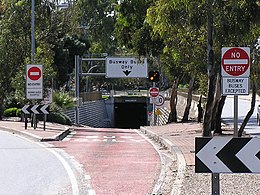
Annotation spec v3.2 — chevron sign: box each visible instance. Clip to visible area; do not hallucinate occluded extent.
[22,105,49,114]
[195,137,260,173]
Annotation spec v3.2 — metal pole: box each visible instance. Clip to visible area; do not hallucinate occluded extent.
[31,0,37,129]
[31,0,35,63]
[152,82,156,126]
[75,56,80,125]
[212,173,220,195]
[234,95,238,137]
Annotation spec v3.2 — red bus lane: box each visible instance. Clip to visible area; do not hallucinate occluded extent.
[52,127,161,195]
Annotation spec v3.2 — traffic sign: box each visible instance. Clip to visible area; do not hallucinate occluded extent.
[221,47,250,77]
[222,77,249,95]
[195,137,260,173]
[106,57,148,78]
[149,87,159,98]
[28,66,41,80]
[155,94,165,108]
[22,105,49,114]
[26,64,43,99]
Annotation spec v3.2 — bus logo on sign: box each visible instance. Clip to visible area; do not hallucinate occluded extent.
[221,47,250,77]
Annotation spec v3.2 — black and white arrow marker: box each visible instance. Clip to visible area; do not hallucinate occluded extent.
[195,137,260,173]
[123,70,131,76]
[22,105,49,114]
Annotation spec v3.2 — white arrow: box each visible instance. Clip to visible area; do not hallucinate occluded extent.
[40,104,49,114]
[196,136,233,173]
[31,105,39,114]
[22,105,30,114]
[236,138,260,173]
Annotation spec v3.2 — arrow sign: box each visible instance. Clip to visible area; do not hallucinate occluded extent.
[22,105,33,114]
[195,137,260,173]
[21,105,49,114]
[123,70,131,76]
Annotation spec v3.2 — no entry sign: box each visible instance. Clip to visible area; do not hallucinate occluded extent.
[28,66,41,80]
[149,87,159,98]
[221,47,250,77]
[26,64,43,99]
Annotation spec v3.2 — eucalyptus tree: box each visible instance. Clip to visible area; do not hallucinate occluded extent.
[147,0,208,122]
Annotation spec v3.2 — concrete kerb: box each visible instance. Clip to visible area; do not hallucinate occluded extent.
[0,125,71,142]
[140,126,186,195]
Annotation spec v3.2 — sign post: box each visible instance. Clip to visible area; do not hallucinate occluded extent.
[221,47,250,137]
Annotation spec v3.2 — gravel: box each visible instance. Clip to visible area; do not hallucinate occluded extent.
[182,166,260,195]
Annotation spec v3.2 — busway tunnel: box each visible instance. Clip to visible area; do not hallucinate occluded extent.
[114,97,149,129]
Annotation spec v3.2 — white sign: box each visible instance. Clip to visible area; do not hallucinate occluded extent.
[26,64,43,99]
[106,57,148,78]
[221,47,250,77]
[222,77,249,95]
[155,94,165,108]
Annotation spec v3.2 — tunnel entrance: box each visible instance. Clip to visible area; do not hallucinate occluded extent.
[114,97,148,129]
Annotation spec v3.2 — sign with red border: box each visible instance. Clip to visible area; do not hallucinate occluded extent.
[26,64,43,99]
[221,47,250,77]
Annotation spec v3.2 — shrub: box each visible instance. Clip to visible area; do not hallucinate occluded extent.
[16,108,22,117]
[3,107,18,117]
[47,112,72,125]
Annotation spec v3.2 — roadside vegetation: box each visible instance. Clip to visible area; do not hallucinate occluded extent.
[0,0,259,135]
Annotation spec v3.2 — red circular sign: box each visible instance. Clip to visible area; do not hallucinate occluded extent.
[149,87,159,97]
[28,67,41,80]
[222,47,250,76]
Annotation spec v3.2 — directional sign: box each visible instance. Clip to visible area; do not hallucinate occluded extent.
[195,137,260,173]
[221,47,250,77]
[106,57,148,78]
[26,64,43,99]
[22,105,49,114]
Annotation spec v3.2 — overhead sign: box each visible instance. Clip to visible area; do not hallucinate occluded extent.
[195,137,260,173]
[106,57,147,78]
[22,105,49,114]
[149,87,159,98]
[26,64,43,99]
[221,47,250,77]
[222,77,249,95]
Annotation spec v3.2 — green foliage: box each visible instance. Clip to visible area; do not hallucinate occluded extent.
[51,91,75,112]
[3,107,18,117]
[47,112,72,125]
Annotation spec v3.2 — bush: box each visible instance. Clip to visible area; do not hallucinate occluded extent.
[47,112,72,125]
[3,107,18,117]
[16,108,21,117]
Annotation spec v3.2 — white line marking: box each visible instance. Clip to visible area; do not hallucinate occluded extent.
[30,72,40,75]
[224,59,248,64]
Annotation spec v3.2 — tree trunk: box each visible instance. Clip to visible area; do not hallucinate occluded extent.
[182,75,195,122]
[197,95,204,123]
[214,95,226,134]
[168,79,179,123]
[203,0,216,136]
[211,75,221,130]
[238,81,256,137]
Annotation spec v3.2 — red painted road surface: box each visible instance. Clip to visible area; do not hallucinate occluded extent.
[51,127,161,195]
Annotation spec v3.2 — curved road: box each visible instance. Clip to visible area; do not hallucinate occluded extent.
[222,96,260,134]
[0,130,78,195]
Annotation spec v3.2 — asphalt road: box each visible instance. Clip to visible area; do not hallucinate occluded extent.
[222,96,260,134]
[0,130,78,195]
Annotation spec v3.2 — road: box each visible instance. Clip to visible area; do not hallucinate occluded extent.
[222,96,260,134]
[0,130,78,195]
[51,127,161,195]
